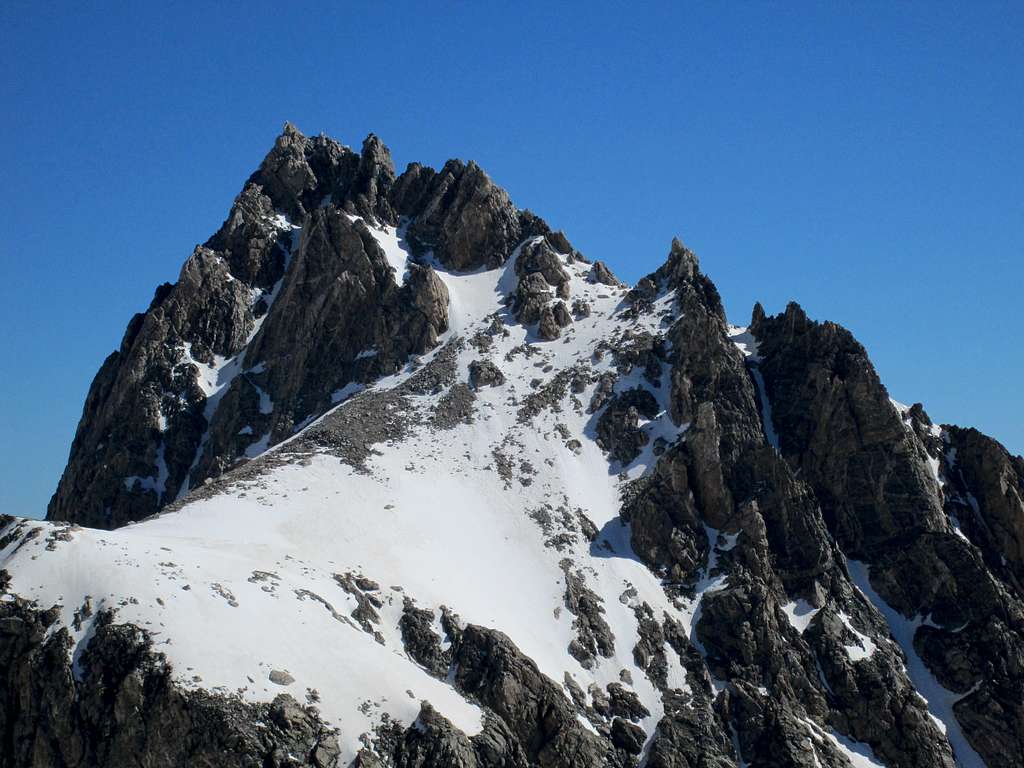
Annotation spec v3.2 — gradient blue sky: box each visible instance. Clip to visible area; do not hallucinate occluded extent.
[1,2,1021,519]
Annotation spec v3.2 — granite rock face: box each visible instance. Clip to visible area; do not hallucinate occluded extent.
[400,160,529,272]
[752,301,1024,768]
[942,425,1024,581]
[749,302,947,558]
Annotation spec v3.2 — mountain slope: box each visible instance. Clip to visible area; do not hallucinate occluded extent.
[3,126,1023,768]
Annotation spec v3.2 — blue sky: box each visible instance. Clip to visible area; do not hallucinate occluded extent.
[1,2,1021,518]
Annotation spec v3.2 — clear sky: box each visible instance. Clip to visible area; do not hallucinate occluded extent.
[1,2,1021,519]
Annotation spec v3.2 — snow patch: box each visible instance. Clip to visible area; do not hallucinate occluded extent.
[331,382,364,404]
[848,560,985,768]
[344,214,411,284]
[836,611,877,661]
[728,325,761,362]
[802,719,885,768]
[781,599,820,634]
[123,443,169,497]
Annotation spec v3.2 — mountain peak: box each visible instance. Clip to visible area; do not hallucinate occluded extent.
[360,132,392,165]
[280,120,304,139]
[13,128,1022,768]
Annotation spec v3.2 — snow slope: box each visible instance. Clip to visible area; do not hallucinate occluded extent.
[1,236,700,763]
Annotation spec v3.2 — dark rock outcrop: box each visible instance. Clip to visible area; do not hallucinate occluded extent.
[750,301,946,558]
[363,701,530,768]
[400,599,452,678]
[594,388,659,465]
[942,425,1024,583]
[560,561,615,669]
[390,605,621,767]
[0,596,340,768]
[450,625,616,768]
[399,160,525,272]
[589,262,620,286]
[642,694,736,768]
[752,301,1024,767]
[468,360,506,390]
[512,238,574,338]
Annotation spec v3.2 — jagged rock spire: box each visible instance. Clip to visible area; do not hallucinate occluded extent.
[750,301,766,331]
